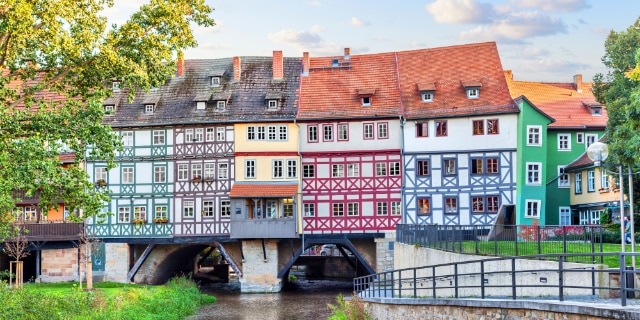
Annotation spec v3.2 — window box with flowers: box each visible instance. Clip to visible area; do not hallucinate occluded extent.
[154,217,168,224]
[192,176,202,182]
[132,218,146,226]
[598,188,610,193]
[95,179,108,187]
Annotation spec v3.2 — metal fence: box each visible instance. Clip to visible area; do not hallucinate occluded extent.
[354,252,640,307]
[396,224,606,263]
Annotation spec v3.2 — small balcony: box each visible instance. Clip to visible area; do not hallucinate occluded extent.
[230,217,297,239]
[17,222,84,241]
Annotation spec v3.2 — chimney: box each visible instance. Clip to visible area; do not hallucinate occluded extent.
[273,50,283,80]
[504,70,513,81]
[233,56,241,81]
[177,53,184,77]
[344,48,350,60]
[302,52,309,76]
[573,74,583,93]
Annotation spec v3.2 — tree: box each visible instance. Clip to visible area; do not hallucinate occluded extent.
[593,16,640,206]
[0,0,215,239]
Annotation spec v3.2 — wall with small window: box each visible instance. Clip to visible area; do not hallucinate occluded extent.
[234,122,299,153]
[299,120,401,153]
[234,156,300,181]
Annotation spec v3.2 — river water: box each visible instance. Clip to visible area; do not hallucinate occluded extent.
[188,277,354,320]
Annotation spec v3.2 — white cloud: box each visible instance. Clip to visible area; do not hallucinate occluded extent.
[516,0,590,13]
[268,29,323,45]
[308,0,322,7]
[310,25,325,33]
[426,0,494,24]
[459,11,566,42]
[350,17,370,27]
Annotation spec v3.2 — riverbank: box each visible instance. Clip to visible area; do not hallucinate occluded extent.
[0,277,215,319]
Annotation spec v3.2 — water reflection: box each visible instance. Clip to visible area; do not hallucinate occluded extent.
[189,279,353,320]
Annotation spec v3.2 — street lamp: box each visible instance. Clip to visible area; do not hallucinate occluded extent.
[586,142,634,266]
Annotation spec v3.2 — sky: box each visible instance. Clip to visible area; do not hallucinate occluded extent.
[105,0,640,82]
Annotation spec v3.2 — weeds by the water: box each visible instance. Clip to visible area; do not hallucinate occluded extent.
[327,292,373,320]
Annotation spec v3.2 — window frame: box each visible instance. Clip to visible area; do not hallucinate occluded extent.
[417,159,430,176]
[435,120,448,137]
[152,130,165,145]
[303,164,315,178]
[272,159,284,179]
[444,197,458,214]
[526,162,542,185]
[337,123,349,141]
[473,120,484,135]
[417,197,431,215]
[377,122,389,139]
[557,133,571,151]
[416,122,428,138]
[587,170,596,192]
[487,119,499,135]
[332,164,344,178]
[154,165,166,183]
[527,125,542,146]
[558,166,569,188]
[307,125,318,143]
[245,160,256,179]
[525,199,541,218]
[323,124,333,142]
[363,123,374,140]
[575,172,583,194]
[443,158,456,176]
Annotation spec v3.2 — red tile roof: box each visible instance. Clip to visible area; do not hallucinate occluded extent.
[298,51,401,119]
[229,183,298,198]
[398,42,518,119]
[505,73,607,129]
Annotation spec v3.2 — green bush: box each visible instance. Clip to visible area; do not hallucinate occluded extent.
[328,293,373,320]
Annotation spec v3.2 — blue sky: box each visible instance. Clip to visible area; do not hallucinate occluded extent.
[106,0,640,82]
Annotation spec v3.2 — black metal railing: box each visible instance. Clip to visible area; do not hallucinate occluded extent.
[397,224,605,263]
[354,252,640,307]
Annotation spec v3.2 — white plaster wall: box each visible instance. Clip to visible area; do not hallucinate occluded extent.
[300,120,401,153]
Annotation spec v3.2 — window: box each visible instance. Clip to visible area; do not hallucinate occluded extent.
[466,88,479,99]
[527,126,542,146]
[218,163,228,179]
[347,163,359,177]
[377,123,388,139]
[601,170,610,189]
[559,207,571,225]
[196,101,206,110]
[421,92,434,102]
[575,172,583,194]
[122,167,134,184]
[283,198,294,218]
[526,162,541,185]
[443,159,456,175]
[217,127,226,141]
[332,164,344,178]
[472,197,484,213]
[122,131,133,147]
[273,160,283,178]
[221,200,231,217]
[391,201,401,216]
[287,160,297,178]
[363,123,374,139]
[558,166,569,188]
[206,128,216,142]
[323,124,333,141]
[558,134,571,151]
[389,162,400,176]
[444,197,458,214]
[577,133,584,144]
[585,134,598,149]
[267,200,278,219]
[257,126,265,140]
[580,209,602,225]
[118,207,130,223]
[304,203,315,216]
[303,164,315,178]
[245,160,256,178]
[112,81,121,92]
[155,206,168,220]
[153,130,165,145]
[471,159,483,174]
[361,96,371,106]
[133,206,146,222]
[487,196,499,212]
[247,126,256,140]
[185,129,194,142]
[525,200,541,218]
[473,120,484,135]
[416,122,428,137]
[332,203,344,216]
[487,119,499,134]
[435,121,447,137]
[375,163,387,176]
[95,167,107,182]
[154,166,166,183]
[210,76,220,86]
[308,125,318,142]
[279,126,288,140]
[417,160,430,176]
[377,202,388,215]
[216,101,225,110]
[268,100,278,109]
[145,104,154,113]
[183,201,194,218]
[268,126,277,140]
[194,128,204,142]
[104,105,115,114]
[487,158,499,174]
[178,164,188,181]
[587,170,595,192]
[417,198,430,215]
[191,164,202,180]
[203,201,215,217]
[337,124,348,141]
[204,163,215,180]
[348,203,359,216]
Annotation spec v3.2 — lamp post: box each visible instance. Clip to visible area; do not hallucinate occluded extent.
[587,142,634,267]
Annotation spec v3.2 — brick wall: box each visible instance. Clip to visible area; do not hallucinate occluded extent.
[40,247,80,282]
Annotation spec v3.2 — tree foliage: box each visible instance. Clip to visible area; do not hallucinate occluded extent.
[0,0,215,239]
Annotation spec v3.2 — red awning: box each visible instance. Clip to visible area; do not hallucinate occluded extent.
[229,183,298,198]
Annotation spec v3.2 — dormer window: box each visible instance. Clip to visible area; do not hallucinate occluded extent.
[361,96,371,106]
[583,102,603,116]
[216,101,226,110]
[268,100,278,109]
[112,81,121,92]
[421,92,434,102]
[210,76,221,87]
[196,101,206,110]
[145,104,155,113]
[357,89,375,107]
[417,82,436,103]
[462,81,482,100]
[467,88,479,99]
[104,105,115,114]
